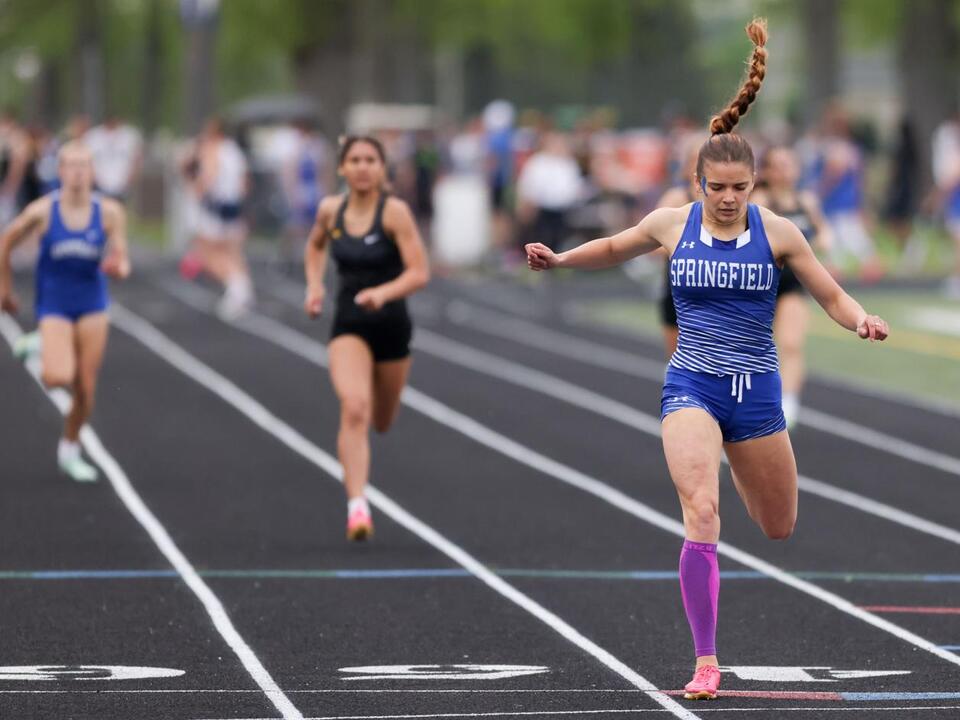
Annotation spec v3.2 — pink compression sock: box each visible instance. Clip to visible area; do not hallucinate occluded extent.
[679,539,720,657]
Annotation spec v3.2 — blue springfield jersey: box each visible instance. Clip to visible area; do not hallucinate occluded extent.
[35,193,109,317]
[668,202,780,375]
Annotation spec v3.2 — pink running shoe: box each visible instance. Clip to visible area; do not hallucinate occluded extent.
[179,251,203,280]
[683,665,720,700]
[346,508,374,542]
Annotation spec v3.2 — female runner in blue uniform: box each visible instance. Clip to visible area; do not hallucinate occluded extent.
[525,19,888,700]
[0,141,130,481]
[751,146,833,427]
[303,136,429,541]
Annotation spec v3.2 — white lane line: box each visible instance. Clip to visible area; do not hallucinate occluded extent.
[443,300,960,477]
[107,303,700,720]
[192,707,960,720]
[0,314,304,720]
[160,289,960,671]
[408,327,960,548]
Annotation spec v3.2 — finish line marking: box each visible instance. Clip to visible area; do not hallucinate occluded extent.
[1,688,960,702]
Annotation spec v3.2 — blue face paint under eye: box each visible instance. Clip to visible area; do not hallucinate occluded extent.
[700,177,708,195]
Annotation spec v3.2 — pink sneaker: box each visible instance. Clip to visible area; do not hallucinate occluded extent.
[683,665,720,700]
[179,252,203,280]
[346,508,374,542]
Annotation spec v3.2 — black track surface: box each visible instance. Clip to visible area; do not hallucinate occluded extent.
[2,260,960,720]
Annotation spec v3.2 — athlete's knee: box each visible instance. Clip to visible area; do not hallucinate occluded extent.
[340,396,371,430]
[372,406,399,434]
[41,367,73,389]
[681,495,720,536]
[372,414,394,434]
[760,512,796,541]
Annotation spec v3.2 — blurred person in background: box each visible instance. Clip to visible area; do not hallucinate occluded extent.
[882,116,924,272]
[303,136,429,542]
[0,141,130,482]
[656,134,704,357]
[516,131,584,254]
[181,117,254,320]
[0,110,28,226]
[483,100,516,252]
[752,145,833,428]
[280,118,331,271]
[813,104,883,281]
[412,129,439,227]
[84,114,143,204]
[526,19,889,700]
[24,125,62,200]
[932,110,960,298]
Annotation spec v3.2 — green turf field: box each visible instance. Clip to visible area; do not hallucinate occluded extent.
[572,289,960,410]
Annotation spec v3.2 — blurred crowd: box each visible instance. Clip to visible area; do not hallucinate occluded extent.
[3,98,960,298]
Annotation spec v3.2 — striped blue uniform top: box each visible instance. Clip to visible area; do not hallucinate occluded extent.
[35,192,109,321]
[668,202,780,376]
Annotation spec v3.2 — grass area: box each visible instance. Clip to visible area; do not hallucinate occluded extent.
[128,214,167,250]
[572,289,960,410]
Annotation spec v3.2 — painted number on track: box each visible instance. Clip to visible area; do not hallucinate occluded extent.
[720,666,912,682]
[0,666,186,681]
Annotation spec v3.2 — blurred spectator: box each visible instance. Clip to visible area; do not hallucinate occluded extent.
[882,116,923,271]
[483,100,516,251]
[180,117,254,319]
[932,110,960,298]
[20,125,61,204]
[812,104,883,280]
[0,110,28,225]
[516,132,584,252]
[279,118,330,268]
[412,129,439,224]
[85,114,143,203]
[448,117,486,176]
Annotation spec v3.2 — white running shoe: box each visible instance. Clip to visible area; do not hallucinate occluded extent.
[59,456,99,483]
[13,331,41,361]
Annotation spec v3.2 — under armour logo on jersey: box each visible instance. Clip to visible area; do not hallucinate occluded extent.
[363,234,379,245]
[86,230,99,242]
[680,242,695,250]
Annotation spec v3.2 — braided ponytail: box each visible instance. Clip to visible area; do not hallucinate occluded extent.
[710,18,768,135]
[697,18,768,178]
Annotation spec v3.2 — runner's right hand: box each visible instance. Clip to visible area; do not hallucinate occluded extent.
[525,243,560,271]
[1,290,19,315]
[305,285,324,318]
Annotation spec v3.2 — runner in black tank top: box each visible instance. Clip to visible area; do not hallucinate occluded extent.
[303,136,429,542]
[330,191,412,354]
[752,145,833,427]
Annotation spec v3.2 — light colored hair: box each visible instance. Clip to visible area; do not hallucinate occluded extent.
[57,140,93,165]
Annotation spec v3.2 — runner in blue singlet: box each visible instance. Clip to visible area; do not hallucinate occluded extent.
[0,141,130,482]
[525,18,889,702]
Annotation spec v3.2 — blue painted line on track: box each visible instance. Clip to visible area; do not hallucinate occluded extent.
[841,692,960,701]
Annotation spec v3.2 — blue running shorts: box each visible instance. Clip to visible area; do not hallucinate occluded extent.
[661,366,786,442]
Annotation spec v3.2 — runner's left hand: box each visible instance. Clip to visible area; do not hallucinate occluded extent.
[355,288,386,312]
[102,255,131,279]
[856,314,888,341]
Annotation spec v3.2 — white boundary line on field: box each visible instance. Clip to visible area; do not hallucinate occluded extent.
[106,302,701,720]
[151,281,960,670]
[0,313,305,720]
